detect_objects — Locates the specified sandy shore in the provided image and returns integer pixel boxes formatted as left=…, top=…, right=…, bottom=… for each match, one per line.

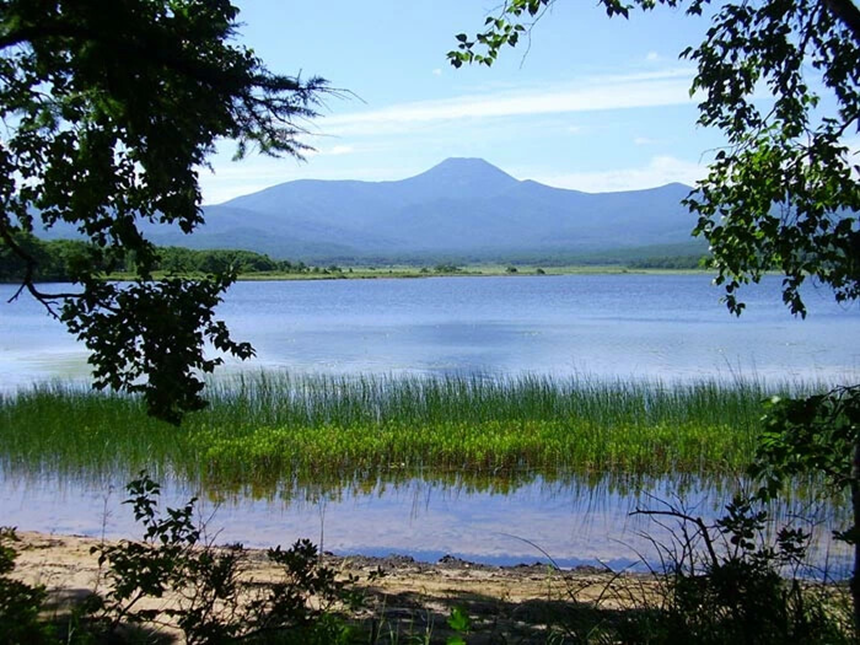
left=10, top=530, right=659, bottom=643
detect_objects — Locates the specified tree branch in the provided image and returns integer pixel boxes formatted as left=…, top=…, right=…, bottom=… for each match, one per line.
left=823, top=0, right=860, bottom=44
left=631, top=508, right=720, bottom=567
left=0, top=23, right=79, bottom=50
left=0, top=219, right=83, bottom=314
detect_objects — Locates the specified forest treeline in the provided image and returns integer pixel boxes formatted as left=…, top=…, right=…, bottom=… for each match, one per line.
left=627, top=255, right=710, bottom=269
left=0, top=235, right=315, bottom=282
left=0, top=234, right=710, bottom=283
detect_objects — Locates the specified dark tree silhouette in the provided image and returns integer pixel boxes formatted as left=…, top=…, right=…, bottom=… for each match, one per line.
left=0, top=0, right=330, bottom=423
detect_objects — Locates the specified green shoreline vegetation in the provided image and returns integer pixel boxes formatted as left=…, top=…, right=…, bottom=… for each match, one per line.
left=0, top=234, right=712, bottom=285
left=116, top=263, right=712, bottom=282
left=0, top=372, right=817, bottom=495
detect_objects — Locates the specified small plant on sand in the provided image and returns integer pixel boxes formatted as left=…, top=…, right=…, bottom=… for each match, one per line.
left=445, top=606, right=471, bottom=645
left=0, top=527, right=53, bottom=645
left=88, top=472, right=362, bottom=644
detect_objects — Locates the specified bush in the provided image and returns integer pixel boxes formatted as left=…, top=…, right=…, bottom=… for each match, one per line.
left=88, top=472, right=362, bottom=644
left=625, top=495, right=854, bottom=644
left=0, top=528, right=54, bottom=645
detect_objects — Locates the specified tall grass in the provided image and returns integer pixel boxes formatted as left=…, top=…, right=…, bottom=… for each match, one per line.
left=0, top=371, right=815, bottom=490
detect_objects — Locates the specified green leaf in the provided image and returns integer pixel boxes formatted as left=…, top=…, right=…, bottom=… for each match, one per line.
left=447, top=605, right=472, bottom=633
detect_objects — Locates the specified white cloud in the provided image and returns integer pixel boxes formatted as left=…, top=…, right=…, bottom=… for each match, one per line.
left=432, top=68, right=442, bottom=76
left=322, top=68, right=697, bottom=136
left=645, top=51, right=660, bottom=62
left=328, top=144, right=355, bottom=156
left=633, top=136, right=661, bottom=145
left=532, top=156, right=706, bottom=193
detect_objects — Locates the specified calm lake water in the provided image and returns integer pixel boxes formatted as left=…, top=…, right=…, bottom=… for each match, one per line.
left=1, top=274, right=858, bottom=571
left=0, top=470, right=849, bottom=575
left=2, top=274, right=859, bottom=388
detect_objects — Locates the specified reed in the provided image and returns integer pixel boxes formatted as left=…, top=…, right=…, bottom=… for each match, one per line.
left=0, top=372, right=814, bottom=486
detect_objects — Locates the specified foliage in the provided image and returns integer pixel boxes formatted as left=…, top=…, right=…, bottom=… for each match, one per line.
left=433, top=262, right=462, bottom=273
left=0, top=0, right=329, bottom=422
left=751, top=386, right=860, bottom=624
left=0, top=237, right=311, bottom=283
left=89, top=472, right=361, bottom=644
left=627, top=254, right=711, bottom=270
left=0, top=234, right=58, bottom=283
left=445, top=606, right=471, bottom=645
left=627, top=495, right=853, bottom=644
left=752, top=386, right=860, bottom=503
left=0, top=528, right=54, bottom=645
left=153, top=247, right=307, bottom=276
left=0, top=235, right=122, bottom=283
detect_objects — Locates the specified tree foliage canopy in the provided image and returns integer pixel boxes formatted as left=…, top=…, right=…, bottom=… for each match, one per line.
left=0, top=236, right=310, bottom=282
left=0, top=0, right=328, bottom=422
left=451, top=0, right=860, bottom=317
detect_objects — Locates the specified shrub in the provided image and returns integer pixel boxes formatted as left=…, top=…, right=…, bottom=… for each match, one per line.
left=626, top=495, right=854, bottom=644
left=0, top=528, right=54, bottom=645
left=89, top=472, right=362, bottom=644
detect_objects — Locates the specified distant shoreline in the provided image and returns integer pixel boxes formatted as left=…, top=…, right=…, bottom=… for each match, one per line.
left=0, top=266, right=714, bottom=286
left=95, top=265, right=713, bottom=283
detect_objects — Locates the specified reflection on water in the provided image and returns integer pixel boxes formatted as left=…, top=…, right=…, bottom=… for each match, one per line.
left=1, top=469, right=850, bottom=577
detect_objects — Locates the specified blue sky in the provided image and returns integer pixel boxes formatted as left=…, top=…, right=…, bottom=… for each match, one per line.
left=200, top=1, right=728, bottom=204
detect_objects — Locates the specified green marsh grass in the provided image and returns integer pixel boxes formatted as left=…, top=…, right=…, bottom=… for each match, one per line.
left=0, top=372, right=814, bottom=490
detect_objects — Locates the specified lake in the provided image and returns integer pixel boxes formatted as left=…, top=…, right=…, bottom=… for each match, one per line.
left=1, top=274, right=858, bottom=572
left=3, top=274, right=859, bottom=388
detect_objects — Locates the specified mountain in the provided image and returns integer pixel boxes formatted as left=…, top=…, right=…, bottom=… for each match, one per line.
left=36, top=158, right=701, bottom=262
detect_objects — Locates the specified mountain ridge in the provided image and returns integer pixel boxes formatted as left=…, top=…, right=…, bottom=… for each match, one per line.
left=38, top=158, right=699, bottom=262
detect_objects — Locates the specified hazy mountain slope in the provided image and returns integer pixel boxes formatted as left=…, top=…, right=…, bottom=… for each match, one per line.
left=33, top=158, right=700, bottom=261
left=366, top=172, right=693, bottom=253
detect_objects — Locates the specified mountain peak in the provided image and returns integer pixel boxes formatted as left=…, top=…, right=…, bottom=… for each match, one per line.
left=432, top=156, right=504, bottom=169
left=423, top=157, right=515, bottom=179
left=396, top=157, right=518, bottom=201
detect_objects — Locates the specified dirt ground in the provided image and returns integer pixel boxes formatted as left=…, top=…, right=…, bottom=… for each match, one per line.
left=10, top=530, right=662, bottom=643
